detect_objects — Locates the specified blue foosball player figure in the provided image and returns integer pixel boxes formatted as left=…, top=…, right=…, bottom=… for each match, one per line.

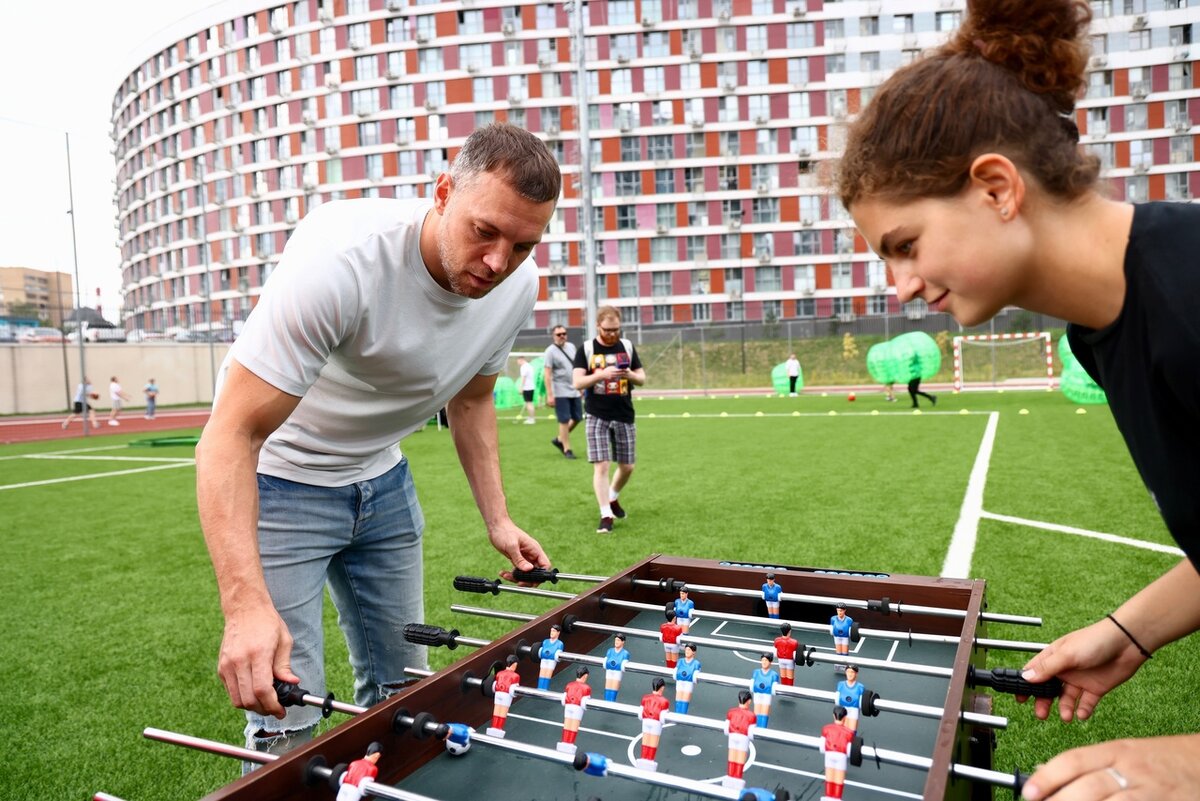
left=831, top=603, right=854, bottom=661
left=603, top=633, right=630, bottom=701
left=537, top=624, right=565, bottom=690
left=762, top=573, right=783, bottom=618
left=673, top=643, right=702, bottom=713
left=836, top=665, right=866, bottom=732
left=750, top=653, right=780, bottom=728
left=673, top=586, right=696, bottom=634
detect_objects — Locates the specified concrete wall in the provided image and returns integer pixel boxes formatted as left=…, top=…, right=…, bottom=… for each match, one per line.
left=0, top=343, right=231, bottom=414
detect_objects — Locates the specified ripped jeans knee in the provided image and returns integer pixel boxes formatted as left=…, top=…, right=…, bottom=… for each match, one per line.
left=241, top=721, right=317, bottom=775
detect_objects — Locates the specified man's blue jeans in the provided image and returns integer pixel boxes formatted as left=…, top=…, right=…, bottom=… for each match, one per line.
left=244, top=458, right=426, bottom=757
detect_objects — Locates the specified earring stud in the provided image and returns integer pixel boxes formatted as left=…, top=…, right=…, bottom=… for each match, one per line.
left=1000, top=207, right=1009, bottom=217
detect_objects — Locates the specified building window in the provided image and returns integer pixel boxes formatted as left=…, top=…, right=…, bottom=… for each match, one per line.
left=620, top=136, right=641, bottom=162
left=868, top=295, right=888, bottom=315
left=655, top=168, right=675, bottom=193
left=651, top=271, right=671, bottom=296
left=652, top=305, right=672, bottom=323
left=1126, top=175, right=1148, bottom=203
left=755, top=266, right=781, bottom=291
left=619, top=272, right=638, bottom=298
left=650, top=237, right=675, bottom=263
left=615, top=170, right=640, bottom=196
left=1166, top=172, right=1191, bottom=200
left=794, top=265, right=815, bottom=292
left=692, top=303, right=711, bottom=322
left=648, top=135, right=672, bottom=161
left=616, top=205, right=637, bottom=229
left=832, top=263, right=853, bottom=290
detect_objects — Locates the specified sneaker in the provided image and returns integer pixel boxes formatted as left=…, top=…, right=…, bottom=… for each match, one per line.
left=563, top=450, right=577, bottom=460
left=610, top=499, right=626, bottom=519
left=551, top=438, right=564, bottom=453
left=108, top=420, right=120, bottom=426
left=523, top=418, right=535, bottom=425
left=596, top=516, right=614, bottom=534
left=931, top=395, right=938, bottom=406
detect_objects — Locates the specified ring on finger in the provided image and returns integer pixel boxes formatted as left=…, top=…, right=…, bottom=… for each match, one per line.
left=1106, top=766, right=1129, bottom=791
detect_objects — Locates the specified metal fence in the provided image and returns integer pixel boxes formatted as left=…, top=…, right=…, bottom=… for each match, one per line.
left=510, top=307, right=1067, bottom=391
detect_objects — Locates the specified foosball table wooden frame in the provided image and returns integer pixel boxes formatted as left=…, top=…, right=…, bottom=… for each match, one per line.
left=202, top=554, right=1002, bottom=801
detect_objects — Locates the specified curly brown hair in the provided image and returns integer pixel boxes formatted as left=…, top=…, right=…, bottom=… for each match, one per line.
left=837, top=0, right=1099, bottom=209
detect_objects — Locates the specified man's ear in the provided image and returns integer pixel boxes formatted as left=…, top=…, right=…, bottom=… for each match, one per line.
left=432, top=172, right=453, bottom=214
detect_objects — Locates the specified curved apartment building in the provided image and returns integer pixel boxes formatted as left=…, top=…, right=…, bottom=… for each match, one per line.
left=112, top=0, right=1198, bottom=334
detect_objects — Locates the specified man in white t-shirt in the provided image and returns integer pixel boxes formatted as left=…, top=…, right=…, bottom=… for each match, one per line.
left=785, top=354, right=801, bottom=396
left=107, top=376, right=131, bottom=426
left=543, top=326, right=581, bottom=459
left=195, top=124, right=561, bottom=761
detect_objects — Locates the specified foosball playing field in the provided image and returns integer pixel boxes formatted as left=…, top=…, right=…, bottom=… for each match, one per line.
left=2, top=391, right=1196, bottom=800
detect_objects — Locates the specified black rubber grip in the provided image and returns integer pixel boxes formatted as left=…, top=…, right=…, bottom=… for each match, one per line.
left=969, top=666, right=1063, bottom=698
left=1012, top=769, right=1029, bottom=797
left=512, top=567, right=559, bottom=584
left=403, top=623, right=461, bottom=650
left=274, top=679, right=307, bottom=707
left=454, top=575, right=501, bottom=595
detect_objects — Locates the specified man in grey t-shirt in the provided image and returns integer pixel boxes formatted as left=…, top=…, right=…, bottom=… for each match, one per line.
left=543, top=325, right=582, bottom=459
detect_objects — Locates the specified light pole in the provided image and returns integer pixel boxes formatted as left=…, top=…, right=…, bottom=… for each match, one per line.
left=65, top=132, right=89, bottom=436
left=571, top=0, right=597, bottom=338
left=196, top=154, right=218, bottom=394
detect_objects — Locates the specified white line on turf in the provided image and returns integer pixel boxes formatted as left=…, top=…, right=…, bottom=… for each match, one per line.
left=941, top=412, right=1000, bottom=579
left=0, top=461, right=195, bottom=491
left=0, top=444, right=129, bottom=461
left=979, top=511, right=1184, bottom=557
left=21, top=454, right=195, bottom=463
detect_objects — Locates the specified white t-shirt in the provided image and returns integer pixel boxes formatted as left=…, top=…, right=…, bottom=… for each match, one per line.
left=786, top=358, right=800, bottom=378
left=110, top=381, right=123, bottom=401
left=519, top=361, right=535, bottom=391
left=219, top=198, right=538, bottom=486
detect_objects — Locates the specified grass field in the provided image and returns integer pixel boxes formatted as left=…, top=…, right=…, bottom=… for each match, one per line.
left=1, top=388, right=1195, bottom=800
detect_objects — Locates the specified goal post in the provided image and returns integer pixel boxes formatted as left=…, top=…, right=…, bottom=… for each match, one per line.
left=952, top=332, right=1054, bottom=391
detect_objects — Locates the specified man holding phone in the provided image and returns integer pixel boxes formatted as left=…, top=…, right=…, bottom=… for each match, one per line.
left=573, top=306, right=645, bottom=533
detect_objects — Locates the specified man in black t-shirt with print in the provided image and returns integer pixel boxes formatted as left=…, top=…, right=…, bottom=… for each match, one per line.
left=572, top=306, right=646, bottom=533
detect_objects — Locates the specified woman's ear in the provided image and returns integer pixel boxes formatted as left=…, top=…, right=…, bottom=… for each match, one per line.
left=968, top=153, right=1025, bottom=219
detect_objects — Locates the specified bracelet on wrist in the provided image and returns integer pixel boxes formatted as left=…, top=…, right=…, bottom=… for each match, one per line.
left=1106, top=613, right=1153, bottom=660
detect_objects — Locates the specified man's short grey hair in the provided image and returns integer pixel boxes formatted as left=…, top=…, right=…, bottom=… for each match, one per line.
left=450, top=123, right=562, bottom=203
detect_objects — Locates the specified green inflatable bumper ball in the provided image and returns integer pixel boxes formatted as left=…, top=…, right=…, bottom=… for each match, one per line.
left=493, top=376, right=522, bottom=410
left=771, top=361, right=803, bottom=395
left=866, top=332, right=941, bottom=387
left=530, top=356, right=548, bottom=406
left=1057, top=334, right=1108, bottom=405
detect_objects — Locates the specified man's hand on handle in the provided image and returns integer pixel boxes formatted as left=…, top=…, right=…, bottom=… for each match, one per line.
left=217, top=604, right=300, bottom=719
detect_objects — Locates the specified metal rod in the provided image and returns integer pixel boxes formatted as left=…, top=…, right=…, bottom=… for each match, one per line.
left=631, top=578, right=1042, bottom=626
left=64, top=132, right=89, bottom=438
left=599, top=596, right=1046, bottom=654
left=142, top=727, right=439, bottom=801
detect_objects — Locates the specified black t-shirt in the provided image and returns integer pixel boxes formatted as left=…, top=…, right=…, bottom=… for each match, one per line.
left=572, top=338, right=643, bottom=424
left=1068, top=201, right=1200, bottom=569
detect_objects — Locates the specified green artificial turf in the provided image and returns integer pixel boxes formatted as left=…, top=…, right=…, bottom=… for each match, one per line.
left=0, top=389, right=1195, bottom=799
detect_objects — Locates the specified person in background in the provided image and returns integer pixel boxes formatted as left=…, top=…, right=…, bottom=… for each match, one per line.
left=837, top=0, right=1200, bottom=796
left=517, top=356, right=536, bottom=424
left=543, top=326, right=582, bottom=459
left=144, top=378, right=159, bottom=420
left=107, top=376, right=131, bottom=426
left=61, top=377, right=100, bottom=430
left=572, top=306, right=645, bottom=534
left=785, top=353, right=801, bottom=396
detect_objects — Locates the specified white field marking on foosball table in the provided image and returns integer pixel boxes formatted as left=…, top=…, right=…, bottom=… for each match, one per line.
left=141, top=727, right=439, bottom=801
left=625, top=577, right=1043, bottom=626
left=758, top=762, right=923, bottom=801
left=442, top=607, right=1005, bottom=728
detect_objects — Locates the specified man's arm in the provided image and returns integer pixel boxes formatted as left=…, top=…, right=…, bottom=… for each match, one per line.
left=447, top=372, right=551, bottom=579
left=543, top=365, right=555, bottom=405
left=195, top=360, right=303, bottom=718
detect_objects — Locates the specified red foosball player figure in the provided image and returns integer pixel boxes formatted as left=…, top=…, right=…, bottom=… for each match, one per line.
left=487, top=655, right=522, bottom=738
left=661, top=610, right=683, bottom=667
left=335, top=741, right=383, bottom=801
left=774, top=622, right=799, bottom=686
left=558, top=666, right=592, bottom=755
left=762, top=573, right=783, bottom=618
left=830, top=603, right=854, bottom=662
left=723, top=690, right=758, bottom=790
left=819, top=706, right=855, bottom=801
left=636, top=677, right=671, bottom=771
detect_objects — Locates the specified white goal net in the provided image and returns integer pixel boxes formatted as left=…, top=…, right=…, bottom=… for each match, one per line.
left=952, top=332, right=1054, bottom=391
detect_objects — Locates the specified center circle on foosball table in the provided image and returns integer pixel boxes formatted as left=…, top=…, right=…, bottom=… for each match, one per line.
left=627, top=726, right=756, bottom=782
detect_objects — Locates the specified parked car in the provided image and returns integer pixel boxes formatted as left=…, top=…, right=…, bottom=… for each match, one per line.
left=18, top=327, right=64, bottom=343
left=0, top=329, right=17, bottom=343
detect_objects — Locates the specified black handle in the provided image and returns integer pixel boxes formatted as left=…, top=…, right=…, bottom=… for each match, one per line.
left=511, top=567, right=560, bottom=584
left=403, top=623, right=461, bottom=650
left=454, top=575, right=501, bottom=595
left=969, top=666, right=1063, bottom=698
left=274, top=679, right=307, bottom=707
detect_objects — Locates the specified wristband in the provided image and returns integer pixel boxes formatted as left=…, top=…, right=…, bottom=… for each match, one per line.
left=1106, top=613, right=1153, bottom=660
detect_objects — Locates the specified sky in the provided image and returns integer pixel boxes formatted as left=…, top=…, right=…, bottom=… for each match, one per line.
left=0, top=1, right=222, bottom=322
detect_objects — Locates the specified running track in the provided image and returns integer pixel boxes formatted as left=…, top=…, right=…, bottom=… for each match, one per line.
left=0, top=408, right=211, bottom=444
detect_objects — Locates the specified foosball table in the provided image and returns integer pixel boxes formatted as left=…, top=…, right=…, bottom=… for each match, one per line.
left=136, top=555, right=1058, bottom=801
